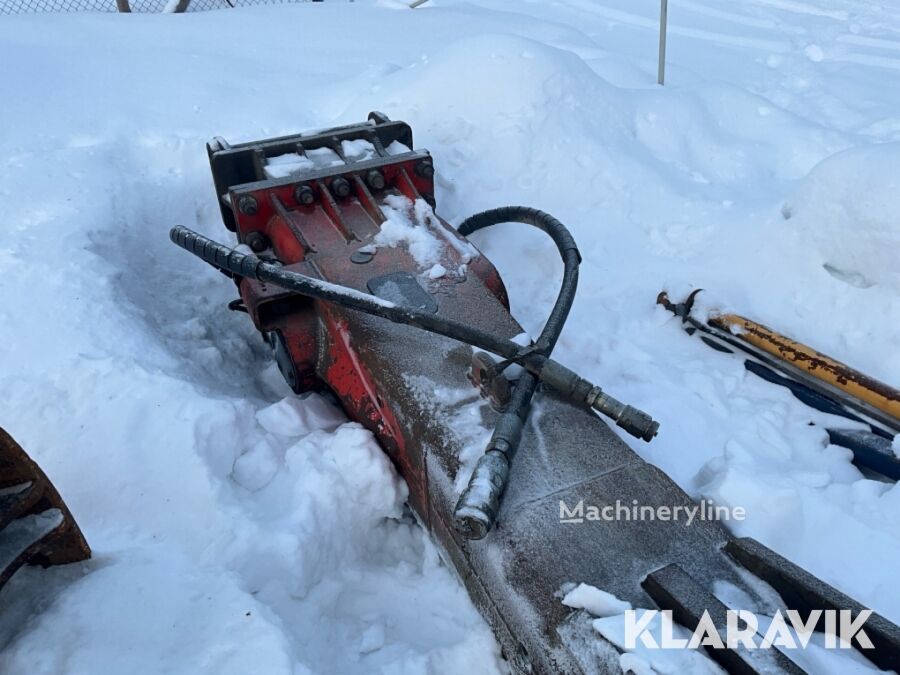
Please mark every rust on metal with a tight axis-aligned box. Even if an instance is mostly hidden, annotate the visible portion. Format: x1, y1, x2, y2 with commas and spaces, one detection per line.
712, 313, 900, 419
657, 290, 900, 422
0, 427, 90, 590
185, 116, 900, 673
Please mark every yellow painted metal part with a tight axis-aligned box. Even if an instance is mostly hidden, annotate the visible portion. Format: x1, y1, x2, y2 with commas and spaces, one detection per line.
710, 313, 900, 420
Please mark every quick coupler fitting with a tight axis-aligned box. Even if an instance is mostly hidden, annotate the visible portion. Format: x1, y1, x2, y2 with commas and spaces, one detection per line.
586, 387, 659, 442
453, 450, 510, 540
538, 360, 659, 442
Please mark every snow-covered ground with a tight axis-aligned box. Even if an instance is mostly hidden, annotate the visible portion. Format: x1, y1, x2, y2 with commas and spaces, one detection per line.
0, 0, 898, 672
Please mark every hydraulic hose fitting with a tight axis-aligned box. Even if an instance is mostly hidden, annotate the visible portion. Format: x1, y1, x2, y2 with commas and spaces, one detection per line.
538, 360, 659, 442
453, 449, 510, 540
453, 396, 529, 539
586, 387, 659, 442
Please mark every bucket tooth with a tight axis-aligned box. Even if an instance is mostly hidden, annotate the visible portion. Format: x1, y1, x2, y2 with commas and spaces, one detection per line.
0, 428, 90, 590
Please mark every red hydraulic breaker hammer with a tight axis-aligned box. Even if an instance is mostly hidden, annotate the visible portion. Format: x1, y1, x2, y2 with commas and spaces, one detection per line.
172, 113, 900, 674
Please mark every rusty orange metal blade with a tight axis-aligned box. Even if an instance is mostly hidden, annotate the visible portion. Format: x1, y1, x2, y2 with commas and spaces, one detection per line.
0, 427, 90, 589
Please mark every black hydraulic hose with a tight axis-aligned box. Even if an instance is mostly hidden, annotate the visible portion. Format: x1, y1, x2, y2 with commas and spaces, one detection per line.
170, 224, 656, 427
452, 207, 581, 539
170, 223, 657, 436
171, 225, 522, 361
170, 219, 659, 537
457, 207, 581, 355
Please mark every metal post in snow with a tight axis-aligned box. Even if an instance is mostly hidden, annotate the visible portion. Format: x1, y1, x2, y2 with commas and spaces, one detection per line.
658, 0, 668, 85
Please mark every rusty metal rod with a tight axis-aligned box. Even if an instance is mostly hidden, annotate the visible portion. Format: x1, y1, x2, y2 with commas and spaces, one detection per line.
658, 290, 900, 433
711, 312, 900, 420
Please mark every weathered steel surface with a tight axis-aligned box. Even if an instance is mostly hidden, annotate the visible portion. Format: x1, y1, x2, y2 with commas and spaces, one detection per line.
712, 313, 900, 420
204, 116, 900, 673
658, 290, 900, 429
0, 427, 90, 590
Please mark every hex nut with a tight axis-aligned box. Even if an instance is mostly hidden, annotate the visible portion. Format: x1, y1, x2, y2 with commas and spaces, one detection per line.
237, 194, 258, 216
415, 161, 435, 179
245, 231, 269, 252
294, 184, 315, 206
366, 170, 386, 191
331, 177, 351, 198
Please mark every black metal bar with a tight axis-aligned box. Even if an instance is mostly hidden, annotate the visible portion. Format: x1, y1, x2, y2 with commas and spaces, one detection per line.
826, 428, 900, 480
643, 563, 805, 675
724, 537, 900, 671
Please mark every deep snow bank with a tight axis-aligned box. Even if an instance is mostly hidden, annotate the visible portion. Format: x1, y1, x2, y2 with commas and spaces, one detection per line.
785, 142, 900, 292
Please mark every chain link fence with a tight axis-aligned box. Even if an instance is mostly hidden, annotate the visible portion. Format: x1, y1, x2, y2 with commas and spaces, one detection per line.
1, 0, 313, 15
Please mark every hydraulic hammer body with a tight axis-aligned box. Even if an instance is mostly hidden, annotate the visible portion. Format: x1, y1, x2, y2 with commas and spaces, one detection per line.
184, 113, 900, 674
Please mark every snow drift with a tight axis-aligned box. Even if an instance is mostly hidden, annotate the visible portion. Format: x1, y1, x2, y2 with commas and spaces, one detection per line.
785, 142, 900, 292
